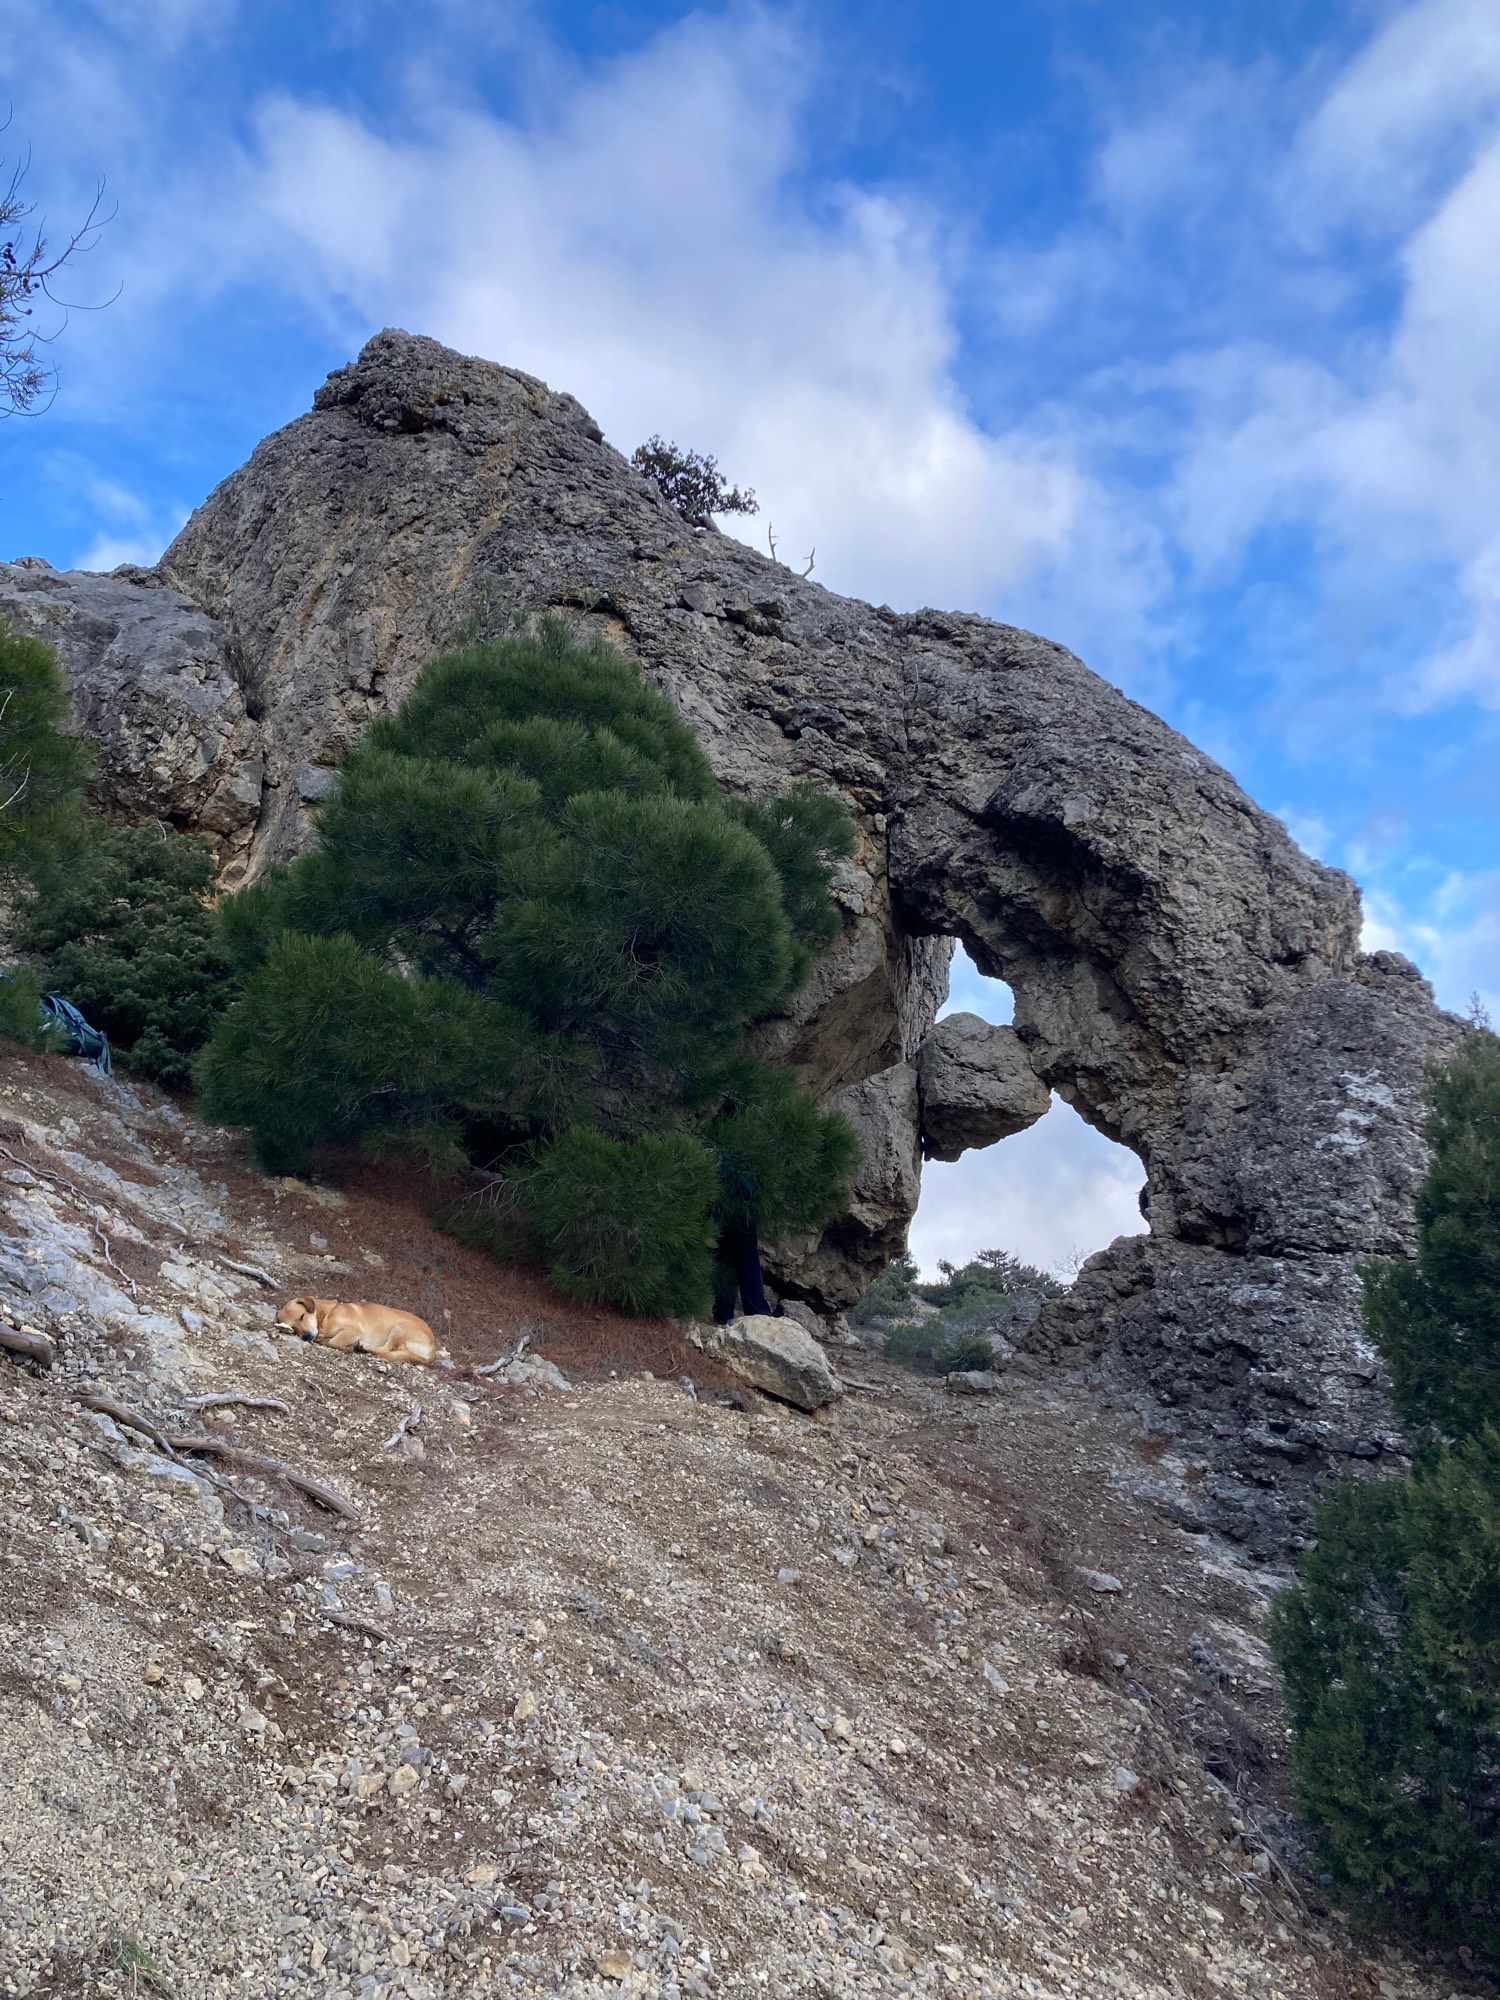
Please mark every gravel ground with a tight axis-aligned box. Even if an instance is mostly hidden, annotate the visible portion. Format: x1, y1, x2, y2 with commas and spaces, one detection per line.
0, 1050, 1486, 2000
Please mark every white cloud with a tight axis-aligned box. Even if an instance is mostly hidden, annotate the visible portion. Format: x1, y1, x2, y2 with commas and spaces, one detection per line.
909, 1100, 1146, 1282
241, 14, 1095, 616
1292, 0, 1500, 237
1361, 870, 1500, 1020
60, 472, 185, 572
72, 529, 171, 570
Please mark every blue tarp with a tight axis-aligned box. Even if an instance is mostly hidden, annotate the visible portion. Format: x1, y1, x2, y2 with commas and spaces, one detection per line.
0, 974, 112, 1075
39, 992, 113, 1076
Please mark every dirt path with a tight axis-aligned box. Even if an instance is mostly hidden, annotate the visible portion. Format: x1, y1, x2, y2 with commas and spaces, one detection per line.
0, 1050, 1482, 1999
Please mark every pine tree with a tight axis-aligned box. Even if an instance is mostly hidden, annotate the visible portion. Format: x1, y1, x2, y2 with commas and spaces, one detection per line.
17, 823, 231, 1084
0, 623, 91, 879
1270, 1028, 1500, 1959
199, 619, 858, 1315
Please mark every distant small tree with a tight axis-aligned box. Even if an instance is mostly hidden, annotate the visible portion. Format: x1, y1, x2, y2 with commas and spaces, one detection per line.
631, 436, 758, 526
2, 150, 112, 415
850, 1246, 1063, 1373
0, 623, 91, 877
1271, 1028, 1500, 1961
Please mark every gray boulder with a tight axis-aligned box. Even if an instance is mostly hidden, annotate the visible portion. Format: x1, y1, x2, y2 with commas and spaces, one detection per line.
0, 558, 264, 880
917, 1012, 1051, 1161
689, 1315, 844, 1412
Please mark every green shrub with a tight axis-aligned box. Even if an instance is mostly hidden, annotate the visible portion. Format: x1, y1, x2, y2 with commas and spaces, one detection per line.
0, 622, 91, 879
16, 823, 230, 1084
849, 1252, 919, 1327
629, 437, 758, 524
0, 966, 65, 1052
850, 1246, 1063, 1374
197, 932, 528, 1175
917, 1247, 1063, 1314
522, 1127, 721, 1317
1270, 1028, 1500, 1961
1363, 1030, 1500, 1445
199, 618, 858, 1310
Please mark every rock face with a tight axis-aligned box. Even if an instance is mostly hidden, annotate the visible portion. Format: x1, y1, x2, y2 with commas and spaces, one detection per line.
916, 1012, 1051, 1162
14, 329, 1461, 1549
0, 559, 264, 871
689, 1315, 844, 1411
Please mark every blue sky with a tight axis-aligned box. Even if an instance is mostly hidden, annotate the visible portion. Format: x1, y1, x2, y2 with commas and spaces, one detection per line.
6, 0, 1499, 1274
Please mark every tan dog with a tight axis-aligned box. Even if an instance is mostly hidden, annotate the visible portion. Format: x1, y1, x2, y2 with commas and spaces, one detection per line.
276, 1296, 441, 1368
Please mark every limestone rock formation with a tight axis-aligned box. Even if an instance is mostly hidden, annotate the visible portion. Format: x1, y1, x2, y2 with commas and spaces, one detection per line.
916, 1012, 1051, 1161
10, 328, 1462, 1549
0, 558, 263, 868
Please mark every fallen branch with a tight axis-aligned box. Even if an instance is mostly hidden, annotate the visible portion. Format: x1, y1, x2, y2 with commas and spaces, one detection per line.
76, 1391, 359, 1519
836, 1376, 889, 1395
474, 1330, 530, 1378
78, 1391, 175, 1452
324, 1610, 391, 1643
222, 1257, 278, 1289
0, 1141, 92, 1209
0, 1322, 55, 1366
92, 1220, 137, 1297
185, 1393, 290, 1415
381, 1402, 422, 1450
1, 1144, 139, 1300
170, 1436, 360, 1520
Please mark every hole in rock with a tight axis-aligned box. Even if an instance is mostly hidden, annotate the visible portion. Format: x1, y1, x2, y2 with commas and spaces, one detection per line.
908, 947, 1146, 1282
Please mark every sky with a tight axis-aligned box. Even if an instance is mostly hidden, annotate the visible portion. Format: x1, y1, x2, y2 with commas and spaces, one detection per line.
4, 0, 1498, 1277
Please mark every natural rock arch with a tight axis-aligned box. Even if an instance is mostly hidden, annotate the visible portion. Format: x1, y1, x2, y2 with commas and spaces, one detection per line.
0, 329, 1458, 1552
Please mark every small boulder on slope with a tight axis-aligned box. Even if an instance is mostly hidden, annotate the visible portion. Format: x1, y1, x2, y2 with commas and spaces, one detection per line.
689, 1315, 844, 1412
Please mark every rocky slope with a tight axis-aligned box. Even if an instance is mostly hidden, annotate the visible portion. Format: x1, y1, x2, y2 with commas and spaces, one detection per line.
0, 1045, 1481, 2000
0, 328, 1462, 1552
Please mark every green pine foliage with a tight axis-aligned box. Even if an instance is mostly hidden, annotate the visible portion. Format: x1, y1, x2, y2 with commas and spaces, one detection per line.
16, 823, 231, 1085
1363, 1031, 1500, 1443
1270, 1027, 1500, 1960
199, 618, 859, 1316
851, 1245, 1063, 1373
0, 622, 91, 879
520, 1127, 722, 1317
0, 964, 65, 1052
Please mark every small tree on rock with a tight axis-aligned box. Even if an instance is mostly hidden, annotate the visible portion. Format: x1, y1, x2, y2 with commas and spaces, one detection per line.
630, 436, 758, 526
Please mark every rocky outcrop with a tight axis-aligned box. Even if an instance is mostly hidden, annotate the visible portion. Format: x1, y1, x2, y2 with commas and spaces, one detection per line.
916, 1012, 1051, 1161
13, 329, 1461, 1549
773, 1064, 923, 1310
0, 558, 264, 872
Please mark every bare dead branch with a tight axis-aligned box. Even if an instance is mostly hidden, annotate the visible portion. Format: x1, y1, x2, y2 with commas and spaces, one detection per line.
184, 1392, 290, 1415
93, 1219, 137, 1296
222, 1256, 278, 1288
473, 1329, 530, 1377
381, 1401, 422, 1450
325, 1611, 392, 1643
0, 1321, 54, 1365
76, 1389, 359, 1518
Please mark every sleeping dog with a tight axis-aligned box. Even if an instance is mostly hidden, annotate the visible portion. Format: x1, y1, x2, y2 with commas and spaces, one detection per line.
276, 1296, 441, 1368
